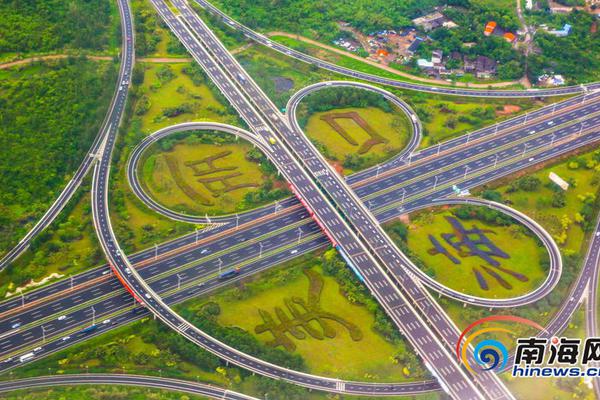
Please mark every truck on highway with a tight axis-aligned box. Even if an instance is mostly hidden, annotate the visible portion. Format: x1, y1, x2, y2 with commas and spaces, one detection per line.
218, 268, 240, 280
19, 352, 34, 363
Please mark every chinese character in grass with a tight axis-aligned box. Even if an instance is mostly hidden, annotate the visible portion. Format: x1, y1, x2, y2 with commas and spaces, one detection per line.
428, 216, 529, 291
254, 269, 363, 351
185, 150, 258, 197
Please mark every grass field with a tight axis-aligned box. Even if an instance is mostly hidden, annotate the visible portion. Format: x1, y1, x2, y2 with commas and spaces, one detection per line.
137, 63, 238, 133
141, 140, 268, 215
402, 206, 548, 299
304, 106, 410, 174
189, 262, 425, 382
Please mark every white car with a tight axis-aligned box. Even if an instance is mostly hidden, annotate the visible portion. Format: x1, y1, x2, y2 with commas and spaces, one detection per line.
290, 249, 298, 254
125, 268, 131, 275
57, 315, 66, 321
102, 319, 111, 324
33, 347, 42, 352
144, 293, 152, 299
11, 323, 21, 329
528, 130, 536, 135
200, 249, 208, 254
62, 336, 71, 341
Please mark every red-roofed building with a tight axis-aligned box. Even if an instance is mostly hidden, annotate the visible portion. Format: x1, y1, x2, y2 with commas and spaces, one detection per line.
503, 32, 516, 42
484, 21, 497, 36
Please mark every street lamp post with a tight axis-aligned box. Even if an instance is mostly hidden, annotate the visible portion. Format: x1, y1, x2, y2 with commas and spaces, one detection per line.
376, 164, 381, 178
401, 188, 406, 205
70, 275, 74, 291
91, 306, 96, 326
494, 153, 500, 169
522, 143, 528, 158
236, 214, 240, 230
195, 228, 199, 244
177, 273, 183, 290
297, 227, 302, 244
259, 242, 264, 258
41, 325, 47, 343
154, 243, 158, 260
463, 165, 469, 180
433, 175, 439, 190
550, 133, 556, 147
18, 288, 24, 308
218, 258, 223, 275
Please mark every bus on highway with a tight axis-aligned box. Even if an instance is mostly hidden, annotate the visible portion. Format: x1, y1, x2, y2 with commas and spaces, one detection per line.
218, 268, 240, 280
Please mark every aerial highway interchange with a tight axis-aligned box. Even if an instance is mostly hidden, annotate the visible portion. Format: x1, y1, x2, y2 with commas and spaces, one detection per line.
1, 0, 600, 399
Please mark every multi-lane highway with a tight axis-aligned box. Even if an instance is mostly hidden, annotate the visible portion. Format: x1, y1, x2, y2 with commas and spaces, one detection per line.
91, 0, 483, 396
192, 0, 600, 97
2, 90, 600, 395
0, 0, 134, 272
0, 374, 259, 400
2, 0, 600, 397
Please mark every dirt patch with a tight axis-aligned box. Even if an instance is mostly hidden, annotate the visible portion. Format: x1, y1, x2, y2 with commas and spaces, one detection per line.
496, 104, 522, 116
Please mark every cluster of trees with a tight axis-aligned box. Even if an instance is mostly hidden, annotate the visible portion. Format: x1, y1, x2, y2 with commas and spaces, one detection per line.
527, 11, 600, 84
0, 58, 117, 255
212, 0, 443, 42
0, 0, 113, 55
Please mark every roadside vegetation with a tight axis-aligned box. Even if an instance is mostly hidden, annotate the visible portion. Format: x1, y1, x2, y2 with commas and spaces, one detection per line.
131, 0, 186, 58
0, 189, 102, 300
0, 58, 118, 259
0, 0, 118, 61
0, 386, 209, 400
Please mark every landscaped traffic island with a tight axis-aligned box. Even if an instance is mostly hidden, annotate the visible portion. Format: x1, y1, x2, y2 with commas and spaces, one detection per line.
387, 204, 550, 299
138, 130, 288, 216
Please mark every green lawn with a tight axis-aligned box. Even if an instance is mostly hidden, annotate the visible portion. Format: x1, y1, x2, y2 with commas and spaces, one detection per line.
137, 63, 238, 133
304, 106, 410, 174
188, 262, 425, 382
401, 206, 548, 299
141, 140, 270, 215
0, 386, 210, 400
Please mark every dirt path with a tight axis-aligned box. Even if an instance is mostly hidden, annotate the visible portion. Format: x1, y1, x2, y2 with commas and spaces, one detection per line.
0, 54, 113, 69
0, 54, 194, 69
267, 31, 522, 88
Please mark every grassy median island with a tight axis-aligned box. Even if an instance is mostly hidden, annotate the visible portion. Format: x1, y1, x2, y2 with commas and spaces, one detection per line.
297, 87, 411, 174
386, 205, 549, 299
139, 131, 288, 215
183, 249, 428, 383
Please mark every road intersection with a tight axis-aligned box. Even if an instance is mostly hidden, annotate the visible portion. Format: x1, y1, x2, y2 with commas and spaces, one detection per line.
2, 0, 600, 399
